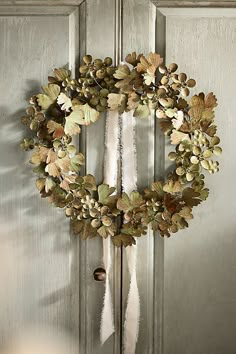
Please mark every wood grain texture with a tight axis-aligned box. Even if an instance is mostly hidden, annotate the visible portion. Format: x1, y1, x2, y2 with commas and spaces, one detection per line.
0, 0, 83, 5
122, 1, 164, 354
0, 6, 77, 15
152, 0, 236, 7
0, 14, 78, 351
78, 1, 121, 353
163, 12, 236, 354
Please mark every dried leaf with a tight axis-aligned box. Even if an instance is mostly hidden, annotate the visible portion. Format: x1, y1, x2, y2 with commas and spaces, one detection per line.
112, 234, 136, 247
163, 180, 182, 194
127, 92, 140, 110
137, 52, 163, 73
57, 92, 72, 112
179, 206, 193, 220
98, 184, 116, 206
71, 219, 84, 235
170, 130, 190, 145
37, 84, 60, 110
181, 188, 201, 207
125, 52, 142, 67
159, 120, 173, 135
45, 177, 56, 193
172, 111, 184, 130
64, 105, 83, 135
36, 178, 46, 192
114, 64, 130, 79
54, 68, 71, 81
78, 103, 100, 125
133, 104, 150, 118
45, 161, 60, 177
204, 92, 217, 109
70, 153, 85, 173
107, 93, 126, 111
47, 120, 64, 139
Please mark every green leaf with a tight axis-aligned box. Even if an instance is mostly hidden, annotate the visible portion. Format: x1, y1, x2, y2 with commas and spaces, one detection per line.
151, 181, 164, 199
98, 184, 116, 206
130, 191, 144, 208
117, 193, 131, 212
199, 188, 209, 201
134, 104, 150, 118
83, 174, 97, 191
117, 191, 144, 212
70, 153, 85, 173
45, 177, 56, 193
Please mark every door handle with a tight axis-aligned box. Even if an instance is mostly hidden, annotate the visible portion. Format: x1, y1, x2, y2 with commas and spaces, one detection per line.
93, 267, 106, 281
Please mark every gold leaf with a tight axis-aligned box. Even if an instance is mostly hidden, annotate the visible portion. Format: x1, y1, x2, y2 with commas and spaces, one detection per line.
64, 105, 83, 135
47, 120, 64, 139
204, 92, 217, 109
79, 103, 100, 125
45, 161, 60, 177
114, 64, 130, 79
107, 93, 126, 111
127, 92, 140, 110
37, 84, 60, 110
36, 178, 45, 192
53, 68, 71, 81
147, 52, 163, 68
172, 111, 184, 130
170, 130, 190, 145
57, 92, 72, 112
163, 180, 182, 194
133, 104, 150, 118
125, 52, 142, 66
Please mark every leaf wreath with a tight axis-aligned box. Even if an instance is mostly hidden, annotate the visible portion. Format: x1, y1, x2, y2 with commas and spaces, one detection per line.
20, 52, 222, 247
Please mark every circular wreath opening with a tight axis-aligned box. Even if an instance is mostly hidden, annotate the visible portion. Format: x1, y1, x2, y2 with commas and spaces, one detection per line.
20, 52, 222, 247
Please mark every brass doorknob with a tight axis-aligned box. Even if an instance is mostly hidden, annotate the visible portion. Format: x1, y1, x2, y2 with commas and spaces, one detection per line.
93, 267, 106, 281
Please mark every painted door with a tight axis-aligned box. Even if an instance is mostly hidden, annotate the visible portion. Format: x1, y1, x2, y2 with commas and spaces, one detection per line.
0, 1, 158, 353
1, 1, 235, 354
157, 5, 236, 354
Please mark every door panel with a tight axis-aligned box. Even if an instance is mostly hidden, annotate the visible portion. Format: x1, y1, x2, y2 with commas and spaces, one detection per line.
0, 1, 163, 353
122, 2, 163, 354
158, 8, 236, 354
0, 13, 71, 337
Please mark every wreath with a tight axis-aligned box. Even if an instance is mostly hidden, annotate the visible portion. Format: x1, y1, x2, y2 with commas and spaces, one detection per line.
20, 52, 222, 247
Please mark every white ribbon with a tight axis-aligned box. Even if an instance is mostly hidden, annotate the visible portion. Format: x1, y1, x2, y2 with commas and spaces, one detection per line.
100, 109, 140, 353
100, 109, 119, 344
121, 111, 140, 354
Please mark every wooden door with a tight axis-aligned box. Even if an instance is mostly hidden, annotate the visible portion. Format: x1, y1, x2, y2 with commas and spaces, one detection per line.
0, 1, 159, 353
2, 1, 234, 354
153, 2, 236, 354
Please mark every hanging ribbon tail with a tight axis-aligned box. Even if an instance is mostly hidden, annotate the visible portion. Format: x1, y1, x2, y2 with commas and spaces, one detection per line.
100, 236, 114, 344
121, 110, 140, 354
124, 245, 140, 354
100, 109, 120, 345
